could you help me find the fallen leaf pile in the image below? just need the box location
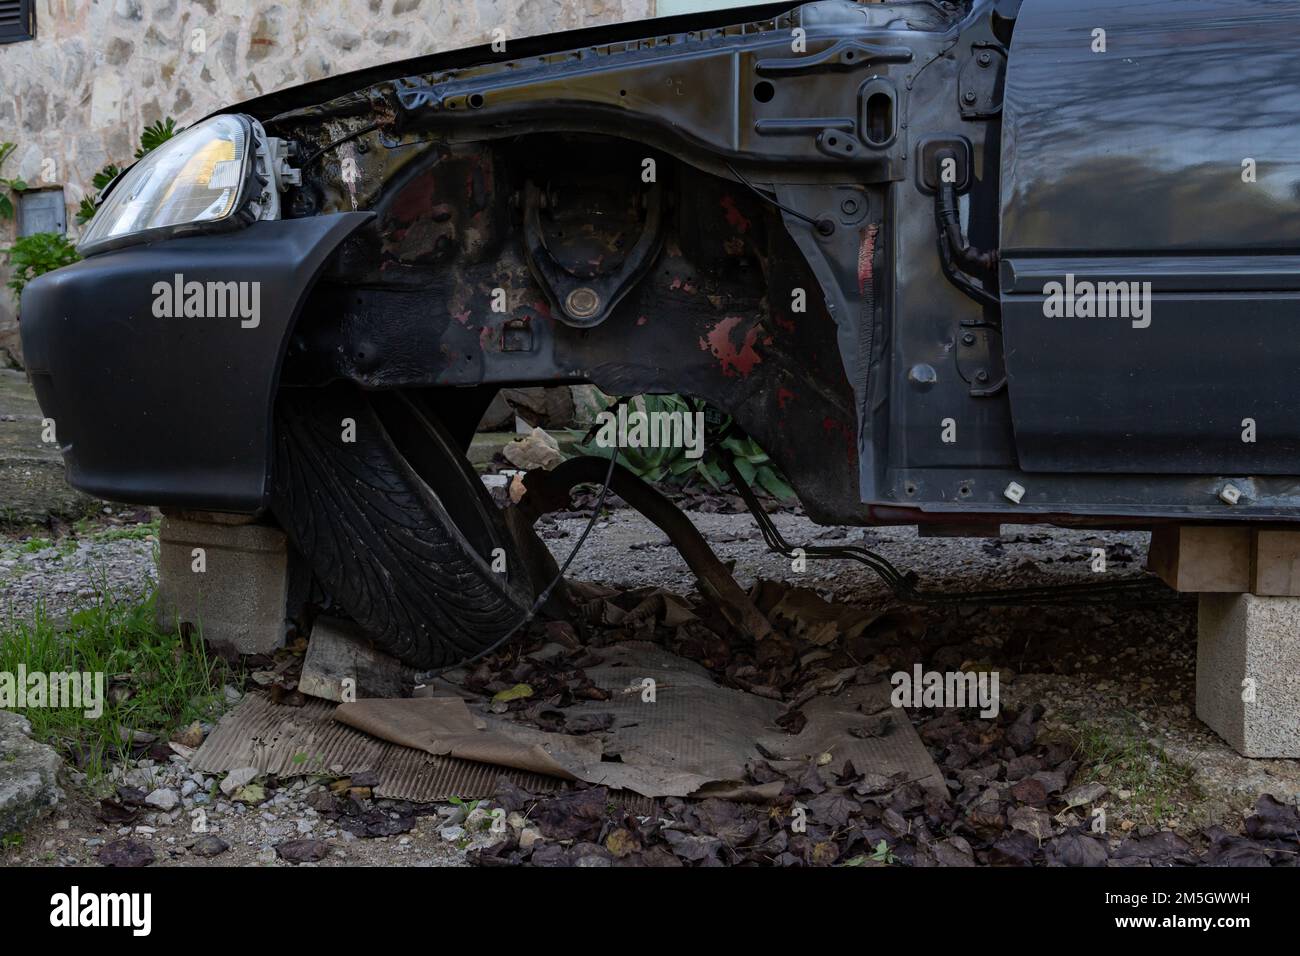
[457,579,1299,868]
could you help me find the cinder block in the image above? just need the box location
[1196,593,1300,757]
[299,616,415,702]
[156,514,289,657]
[1148,526,1251,592]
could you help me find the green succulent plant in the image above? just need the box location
[577,393,795,499]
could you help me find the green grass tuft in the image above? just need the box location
[0,591,230,779]
[1066,713,1200,826]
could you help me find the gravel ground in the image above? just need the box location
[0,510,158,622]
[2,506,1298,866]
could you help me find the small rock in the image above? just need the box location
[219,767,260,796]
[276,838,330,864]
[190,835,230,858]
[171,721,206,749]
[144,788,179,811]
[97,839,155,867]
[502,427,563,471]
[1062,782,1108,808]
[0,711,65,835]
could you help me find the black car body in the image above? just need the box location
[19,0,1300,662]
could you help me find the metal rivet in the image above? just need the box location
[1219,483,1243,505]
[963,90,978,103]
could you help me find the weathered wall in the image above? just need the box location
[0,0,660,365]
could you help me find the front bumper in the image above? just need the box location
[19,212,371,512]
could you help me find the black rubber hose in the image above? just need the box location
[934,149,998,275]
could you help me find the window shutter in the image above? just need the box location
[0,0,34,44]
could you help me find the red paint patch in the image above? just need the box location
[699,315,763,378]
[857,223,879,295]
[777,387,795,409]
[394,168,438,216]
[822,416,857,464]
[636,315,648,326]
[452,310,471,326]
[720,194,751,233]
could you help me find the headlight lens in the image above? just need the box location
[78,114,259,255]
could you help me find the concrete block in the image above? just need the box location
[1148,526,1251,593]
[299,616,415,702]
[1196,593,1300,757]
[156,514,289,657]
[1250,530,1300,596]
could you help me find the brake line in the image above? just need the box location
[718,457,1180,607]
[418,448,619,680]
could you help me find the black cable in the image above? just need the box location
[720,456,1179,607]
[933,150,997,274]
[725,161,835,236]
[299,121,387,169]
[418,448,620,681]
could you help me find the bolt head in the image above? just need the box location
[565,287,601,319]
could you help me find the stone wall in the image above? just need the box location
[0,0,659,365]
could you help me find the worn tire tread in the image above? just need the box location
[270,386,527,669]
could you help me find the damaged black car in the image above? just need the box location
[21,0,1298,670]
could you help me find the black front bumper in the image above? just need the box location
[20,212,371,512]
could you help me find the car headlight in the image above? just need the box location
[78,114,281,256]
